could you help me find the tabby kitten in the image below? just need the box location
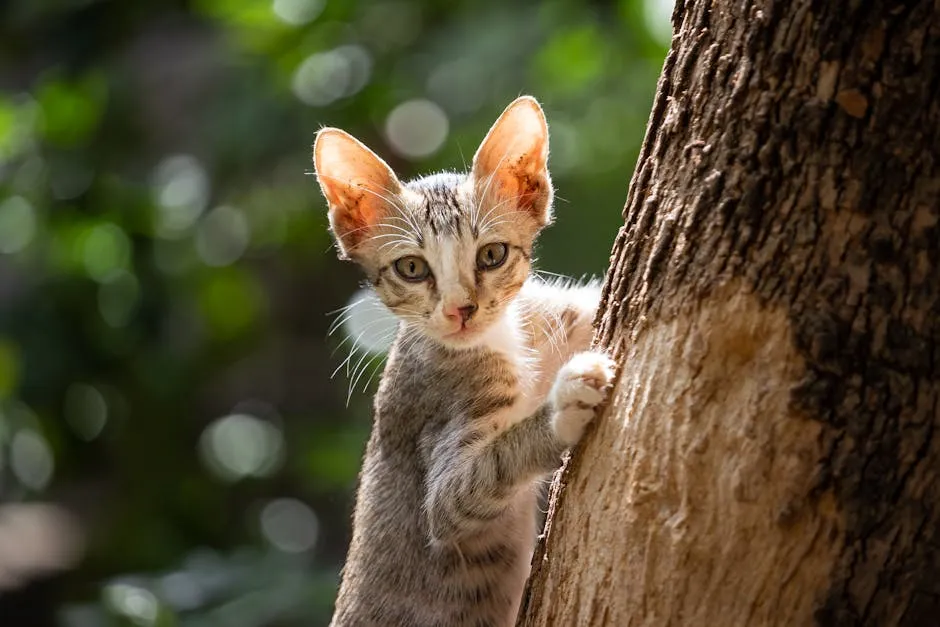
[315,96,616,627]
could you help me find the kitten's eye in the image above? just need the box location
[393,256,430,282]
[477,242,508,270]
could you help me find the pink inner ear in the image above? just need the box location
[477,136,547,183]
[511,169,544,212]
[474,111,550,221]
[495,159,547,215]
[315,129,403,253]
[323,180,381,249]
[323,179,375,224]
[473,98,548,178]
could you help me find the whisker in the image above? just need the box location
[456,140,468,171]
[379,239,422,252]
[383,214,424,241]
[344,322,426,402]
[477,199,535,235]
[327,299,388,336]
[316,173,409,217]
[329,310,360,337]
[316,174,426,246]
[534,269,570,280]
[326,297,370,317]
[328,301,383,336]
[475,194,521,230]
[344,340,379,400]
[373,224,420,239]
[330,316,396,362]
[360,352,388,395]
[349,349,388,404]
[348,229,421,253]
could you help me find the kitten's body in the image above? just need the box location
[333,280,599,626]
[314,97,615,627]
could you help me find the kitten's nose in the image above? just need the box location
[444,302,477,323]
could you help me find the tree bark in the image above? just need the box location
[519,0,939,625]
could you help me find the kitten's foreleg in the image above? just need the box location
[424,351,616,545]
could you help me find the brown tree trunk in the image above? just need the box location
[519,0,940,625]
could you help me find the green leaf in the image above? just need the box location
[533,25,608,95]
[0,339,21,399]
[0,97,37,161]
[36,72,108,147]
[197,269,267,341]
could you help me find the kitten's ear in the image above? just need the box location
[472,96,552,226]
[313,128,402,258]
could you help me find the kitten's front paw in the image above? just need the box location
[550,351,617,446]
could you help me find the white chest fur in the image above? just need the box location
[478,305,548,426]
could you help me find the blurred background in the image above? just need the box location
[0,0,670,624]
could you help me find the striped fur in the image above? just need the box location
[315,97,616,626]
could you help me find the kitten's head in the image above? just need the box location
[314,96,552,349]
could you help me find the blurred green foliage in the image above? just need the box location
[0,0,669,624]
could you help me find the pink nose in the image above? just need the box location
[444,303,478,323]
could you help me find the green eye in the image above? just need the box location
[393,256,430,281]
[477,242,508,270]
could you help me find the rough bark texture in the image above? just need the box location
[519,0,939,625]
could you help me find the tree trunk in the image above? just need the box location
[519,0,939,625]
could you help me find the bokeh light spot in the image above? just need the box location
[10,429,54,491]
[548,120,582,175]
[98,270,140,328]
[360,2,422,51]
[104,583,159,626]
[643,0,675,45]
[198,271,265,340]
[49,159,93,200]
[64,383,108,441]
[292,51,350,107]
[195,205,250,267]
[36,73,107,147]
[82,222,131,282]
[0,98,33,163]
[427,61,486,115]
[272,0,324,25]
[0,503,85,591]
[199,414,284,482]
[385,99,448,159]
[335,45,373,98]
[260,498,319,553]
[152,155,209,239]
[0,196,37,254]
[12,154,45,192]
[158,571,203,611]
[534,25,606,95]
[291,46,372,107]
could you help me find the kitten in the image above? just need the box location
[314,96,616,627]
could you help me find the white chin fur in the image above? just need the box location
[427,307,518,352]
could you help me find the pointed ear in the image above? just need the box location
[472,96,552,226]
[313,128,402,258]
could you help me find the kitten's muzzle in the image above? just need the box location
[443,302,478,324]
